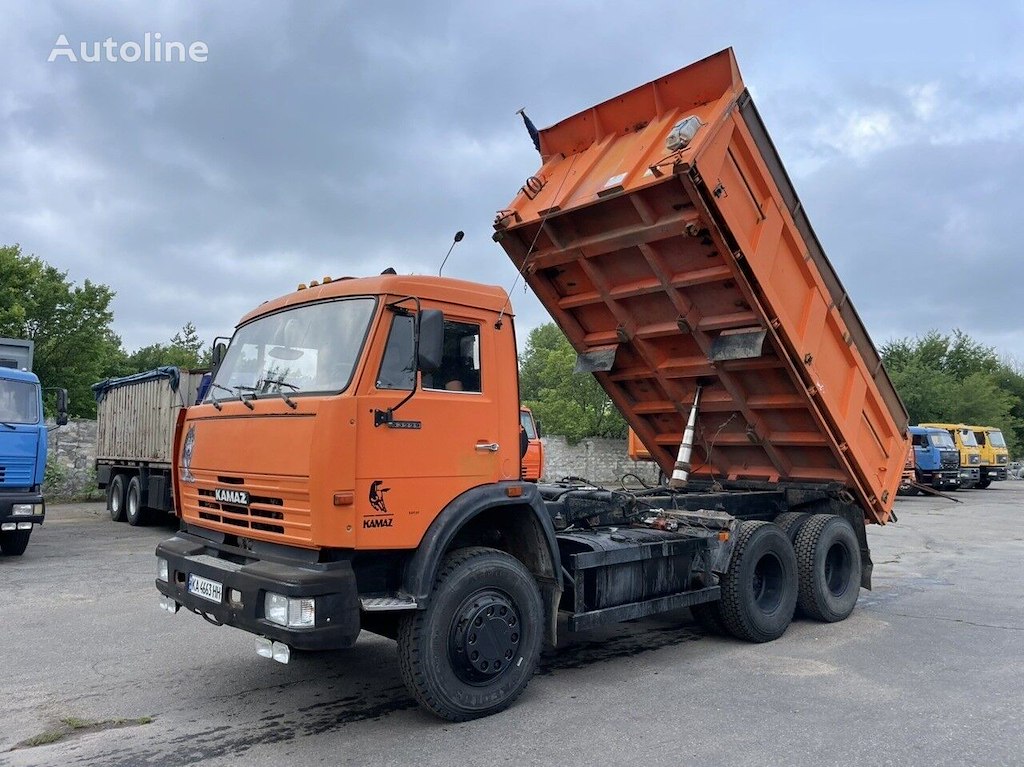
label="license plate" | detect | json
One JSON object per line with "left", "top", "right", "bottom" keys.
{"left": 188, "top": 573, "right": 223, "bottom": 603}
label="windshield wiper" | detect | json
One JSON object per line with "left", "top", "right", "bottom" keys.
{"left": 259, "top": 378, "right": 299, "bottom": 410}
{"left": 207, "top": 382, "right": 234, "bottom": 411}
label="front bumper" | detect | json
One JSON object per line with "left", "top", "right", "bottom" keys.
{"left": 959, "top": 468, "right": 980, "bottom": 483}
{"left": 0, "top": 491, "right": 45, "bottom": 527}
{"left": 981, "top": 467, "right": 1008, "bottom": 481}
{"left": 155, "top": 534, "right": 361, "bottom": 651}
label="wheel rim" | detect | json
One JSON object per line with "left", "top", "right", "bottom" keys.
{"left": 751, "top": 552, "right": 785, "bottom": 613}
{"left": 448, "top": 589, "right": 521, "bottom": 686}
{"left": 112, "top": 487, "right": 122, "bottom": 512}
{"left": 824, "top": 541, "right": 851, "bottom": 597}
{"left": 128, "top": 489, "right": 138, "bottom": 518}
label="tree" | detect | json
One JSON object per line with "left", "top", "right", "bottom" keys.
{"left": 518, "top": 323, "right": 626, "bottom": 443}
{"left": 0, "top": 245, "right": 126, "bottom": 418}
{"left": 125, "top": 322, "right": 210, "bottom": 372}
{"left": 881, "top": 329, "right": 1023, "bottom": 456}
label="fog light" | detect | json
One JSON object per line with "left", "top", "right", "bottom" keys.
{"left": 255, "top": 637, "right": 273, "bottom": 658}
{"left": 1, "top": 523, "right": 15, "bottom": 531}
{"left": 12, "top": 503, "right": 41, "bottom": 516}
{"left": 264, "top": 593, "right": 315, "bottom": 628}
{"left": 17, "top": 522, "right": 32, "bottom": 530}
{"left": 272, "top": 641, "right": 291, "bottom": 664}
{"left": 157, "top": 558, "right": 169, "bottom": 583}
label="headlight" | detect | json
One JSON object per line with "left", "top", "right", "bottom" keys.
{"left": 12, "top": 503, "right": 42, "bottom": 516}
{"left": 970, "top": 455, "right": 980, "bottom": 465}
{"left": 264, "top": 593, "right": 315, "bottom": 628}
{"left": 157, "top": 558, "right": 169, "bottom": 583}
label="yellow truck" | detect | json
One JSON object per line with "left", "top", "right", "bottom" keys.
{"left": 967, "top": 425, "right": 1010, "bottom": 486}
{"left": 919, "top": 423, "right": 982, "bottom": 489}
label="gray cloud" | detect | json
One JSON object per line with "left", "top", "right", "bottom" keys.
{"left": 1, "top": 1, "right": 1021, "bottom": 366}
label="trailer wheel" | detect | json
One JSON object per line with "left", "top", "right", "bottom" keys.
{"left": 773, "top": 512, "right": 810, "bottom": 543}
{"left": 125, "top": 476, "right": 147, "bottom": 526}
{"left": 397, "top": 546, "right": 543, "bottom": 721}
{"left": 718, "top": 521, "right": 798, "bottom": 643}
{"left": 794, "top": 514, "right": 861, "bottom": 623}
{"left": 0, "top": 529, "right": 31, "bottom": 556}
{"left": 108, "top": 473, "right": 127, "bottom": 522}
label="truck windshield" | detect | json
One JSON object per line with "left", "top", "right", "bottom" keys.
{"left": 958, "top": 429, "right": 979, "bottom": 447}
{"left": 207, "top": 298, "right": 376, "bottom": 400}
{"left": 988, "top": 430, "right": 1006, "bottom": 447}
{"left": 0, "top": 379, "right": 39, "bottom": 424}
{"left": 929, "top": 432, "right": 955, "bottom": 448}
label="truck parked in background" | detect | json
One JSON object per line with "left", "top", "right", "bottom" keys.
{"left": 93, "top": 367, "right": 207, "bottom": 526}
{"left": 907, "top": 425, "right": 960, "bottom": 492}
{"left": 967, "top": 425, "right": 1009, "bottom": 486}
{"left": 920, "top": 423, "right": 982, "bottom": 489}
{"left": 519, "top": 406, "right": 543, "bottom": 481}
{"left": 154, "top": 49, "right": 908, "bottom": 721}
{"left": 0, "top": 337, "right": 68, "bottom": 555}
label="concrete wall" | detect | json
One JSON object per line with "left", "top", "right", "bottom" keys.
{"left": 541, "top": 435, "right": 661, "bottom": 487}
{"left": 41, "top": 421, "right": 663, "bottom": 499}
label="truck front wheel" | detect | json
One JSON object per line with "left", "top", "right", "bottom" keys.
{"left": 794, "top": 514, "right": 861, "bottom": 622}
{"left": 397, "top": 546, "right": 543, "bottom": 721}
{"left": 0, "top": 529, "right": 31, "bottom": 556}
{"left": 718, "top": 521, "right": 798, "bottom": 643}
{"left": 108, "top": 473, "right": 127, "bottom": 522}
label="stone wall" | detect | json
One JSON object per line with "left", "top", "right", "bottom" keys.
{"left": 39, "top": 420, "right": 662, "bottom": 498}
{"left": 44, "top": 418, "right": 99, "bottom": 500}
{"left": 541, "top": 435, "right": 661, "bottom": 487}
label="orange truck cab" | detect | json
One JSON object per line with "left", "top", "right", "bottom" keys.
{"left": 156, "top": 49, "right": 908, "bottom": 723}
{"left": 519, "top": 406, "right": 544, "bottom": 481}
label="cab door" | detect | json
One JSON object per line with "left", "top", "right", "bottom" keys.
{"left": 355, "top": 303, "right": 511, "bottom": 549}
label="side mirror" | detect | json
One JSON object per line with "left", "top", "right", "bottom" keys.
{"left": 211, "top": 341, "right": 228, "bottom": 368}
{"left": 56, "top": 388, "right": 69, "bottom": 426}
{"left": 417, "top": 309, "right": 444, "bottom": 374}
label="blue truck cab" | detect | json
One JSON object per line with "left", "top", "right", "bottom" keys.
{"left": 908, "top": 425, "right": 960, "bottom": 491}
{"left": 0, "top": 365, "right": 67, "bottom": 556}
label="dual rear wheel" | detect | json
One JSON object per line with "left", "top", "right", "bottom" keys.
{"left": 693, "top": 514, "right": 861, "bottom": 640}
{"left": 107, "top": 474, "right": 148, "bottom": 526}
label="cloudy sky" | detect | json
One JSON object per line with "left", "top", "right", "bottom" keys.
{"left": 2, "top": 1, "right": 1022, "bottom": 364}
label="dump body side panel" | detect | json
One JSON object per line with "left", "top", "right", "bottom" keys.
{"left": 94, "top": 368, "right": 206, "bottom": 466}
{"left": 494, "top": 48, "right": 908, "bottom": 523}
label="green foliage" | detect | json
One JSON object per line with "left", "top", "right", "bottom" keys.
{"left": 125, "top": 322, "right": 210, "bottom": 372}
{"left": 881, "top": 329, "right": 1024, "bottom": 456}
{"left": 0, "top": 245, "right": 126, "bottom": 418}
{"left": 518, "top": 323, "right": 626, "bottom": 443}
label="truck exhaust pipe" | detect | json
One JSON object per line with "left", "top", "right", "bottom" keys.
{"left": 669, "top": 385, "right": 702, "bottom": 489}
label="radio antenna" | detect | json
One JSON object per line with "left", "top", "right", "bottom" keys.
{"left": 438, "top": 230, "right": 465, "bottom": 276}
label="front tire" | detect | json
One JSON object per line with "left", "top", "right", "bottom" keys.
{"left": 108, "top": 473, "right": 127, "bottom": 522}
{"left": 794, "top": 514, "right": 861, "bottom": 622}
{"left": 397, "top": 547, "right": 543, "bottom": 721}
{"left": 125, "top": 476, "right": 147, "bottom": 526}
{"left": 0, "top": 529, "right": 31, "bottom": 556}
{"left": 718, "top": 521, "right": 798, "bottom": 643}
{"left": 977, "top": 478, "right": 991, "bottom": 489}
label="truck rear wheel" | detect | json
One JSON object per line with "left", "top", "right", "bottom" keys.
{"left": 718, "top": 521, "right": 798, "bottom": 643}
{"left": 108, "top": 473, "right": 127, "bottom": 522}
{"left": 0, "top": 529, "right": 31, "bottom": 556}
{"left": 794, "top": 514, "right": 861, "bottom": 622}
{"left": 397, "top": 546, "right": 543, "bottom": 721}
{"left": 125, "top": 476, "right": 147, "bottom": 526}
{"left": 773, "top": 512, "right": 810, "bottom": 543}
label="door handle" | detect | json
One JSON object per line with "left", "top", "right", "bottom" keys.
{"left": 475, "top": 442, "right": 500, "bottom": 452}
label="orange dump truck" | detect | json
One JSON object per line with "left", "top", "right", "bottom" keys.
{"left": 156, "top": 48, "right": 908, "bottom": 722}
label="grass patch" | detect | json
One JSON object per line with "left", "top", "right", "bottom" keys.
{"left": 11, "top": 715, "right": 154, "bottom": 751}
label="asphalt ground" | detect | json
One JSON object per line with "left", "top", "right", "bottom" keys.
{"left": 1, "top": 484, "right": 1022, "bottom": 766}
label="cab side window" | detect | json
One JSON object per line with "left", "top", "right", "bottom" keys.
{"left": 376, "top": 315, "right": 415, "bottom": 390}
{"left": 430, "top": 321, "right": 482, "bottom": 393}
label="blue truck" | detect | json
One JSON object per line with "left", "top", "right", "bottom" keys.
{"left": 0, "top": 338, "right": 68, "bottom": 556}
{"left": 907, "top": 425, "right": 960, "bottom": 492}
